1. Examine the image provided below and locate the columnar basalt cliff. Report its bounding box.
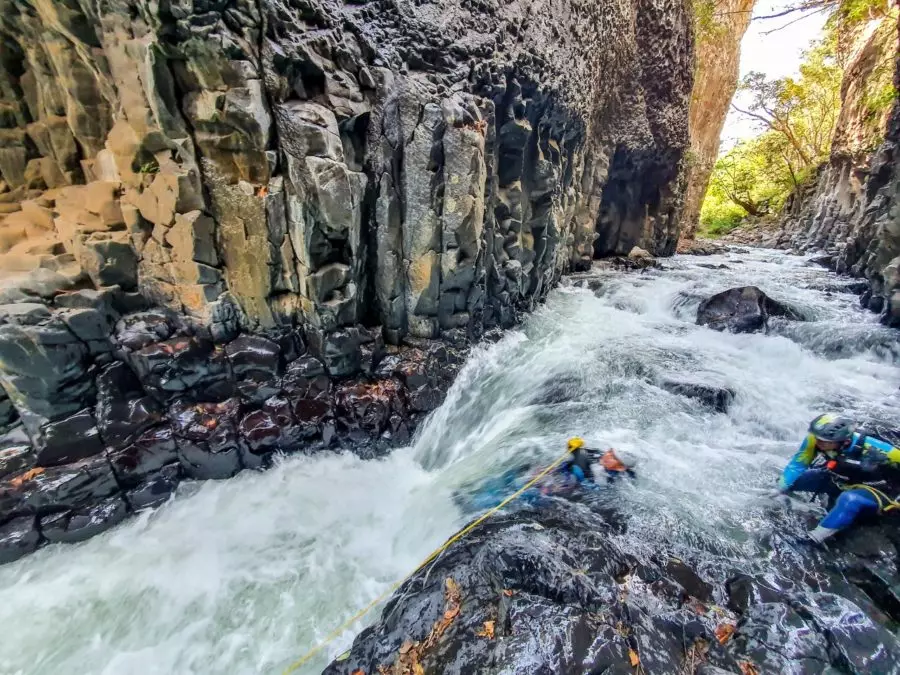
[679,0,755,239]
[778,12,900,321]
[0,0,693,561]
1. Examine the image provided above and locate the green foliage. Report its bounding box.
[700,23,845,235]
[693,0,725,42]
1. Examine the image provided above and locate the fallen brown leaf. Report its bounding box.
[399,641,413,655]
[715,623,735,645]
[502,589,515,597]
[738,661,759,675]
[628,648,640,667]
[350,670,365,675]
[475,620,495,639]
[10,467,44,488]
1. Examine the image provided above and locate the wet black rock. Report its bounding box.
[21,456,120,512]
[114,311,174,351]
[697,286,801,333]
[95,362,164,447]
[170,399,243,479]
[0,429,34,480]
[660,378,735,413]
[0,323,471,561]
[35,409,106,467]
[225,335,282,403]
[808,254,836,269]
[108,425,179,487]
[39,496,128,544]
[325,497,900,675]
[0,515,40,563]
[125,463,181,510]
[127,336,218,399]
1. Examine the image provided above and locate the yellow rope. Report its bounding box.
[282,448,573,674]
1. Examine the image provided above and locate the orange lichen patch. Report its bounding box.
[378,578,462,675]
[10,467,44,487]
[628,648,640,667]
[715,623,735,645]
[475,620,495,639]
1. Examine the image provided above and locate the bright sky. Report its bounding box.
[720,0,831,148]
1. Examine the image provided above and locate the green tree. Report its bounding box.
[731,41,842,176]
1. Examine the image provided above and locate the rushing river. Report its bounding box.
[2,249,899,675]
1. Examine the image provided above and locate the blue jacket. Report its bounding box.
[780,432,900,489]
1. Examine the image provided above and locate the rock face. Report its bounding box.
[776,13,900,322]
[696,286,800,333]
[0,0,693,560]
[679,0,756,239]
[324,497,900,675]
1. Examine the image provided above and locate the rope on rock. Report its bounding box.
[281,448,573,674]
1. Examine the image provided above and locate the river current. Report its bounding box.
[2,249,898,674]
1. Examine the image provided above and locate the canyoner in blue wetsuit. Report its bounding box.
[548,437,638,493]
[454,438,637,513]
[778,413,900,544]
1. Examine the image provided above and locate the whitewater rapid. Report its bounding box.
[2,249,899,675]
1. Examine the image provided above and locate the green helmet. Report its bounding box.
[809,413,855,443]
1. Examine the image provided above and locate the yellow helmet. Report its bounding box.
[567,437,585,452]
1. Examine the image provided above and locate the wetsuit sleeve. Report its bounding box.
[861,436,900,467]
[780,435,817,489]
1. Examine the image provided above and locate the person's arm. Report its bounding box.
[780,435,817,489]
[859,436,900,471]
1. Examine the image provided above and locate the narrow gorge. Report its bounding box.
[0,0,692,557]
[2,1,900,674]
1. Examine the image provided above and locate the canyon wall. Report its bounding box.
[778,12,900,322]
[0,0,693,560]
[679,0,755,239]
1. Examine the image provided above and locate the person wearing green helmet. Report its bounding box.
[778,413,900,543]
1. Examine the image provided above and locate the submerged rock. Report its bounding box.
[696,286,801,333]
[660,378,735,413]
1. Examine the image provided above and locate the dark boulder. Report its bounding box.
[0,428,34,480]
[325,492,900,675]
[393,349,444,413]
[225,334,282,403]
[125,463,181,510]
[107,425,179,487]
[334,378,405,437]
[725,573,792,614]
[39,495,128,543]
[127,336,217,398]
[95,362,164,446]
[170,399,243,479]
[34,408,106,467]
[696,286,801,333]
[237,409,282,468]
[808,254,835,269]
[19,455,120,512]
[0,515,40,563]
[0,391,18,433]
[660,378,735,413]
[114,310,174,351]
